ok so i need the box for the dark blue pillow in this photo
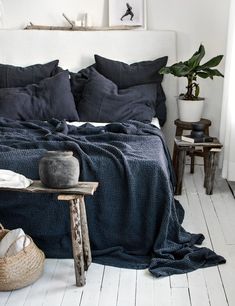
[70,64,95,109]
[94,54,168,89]
[0,60,59,88]
[0,71,79,121]
[77,68,156,123]
[94,55,167,125]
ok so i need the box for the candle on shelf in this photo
[82,13,87,27]
[86,14,92,27]
[75,20,82,27]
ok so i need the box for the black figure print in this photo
[120,3,134,21]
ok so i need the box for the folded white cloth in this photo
[0,228,30,258]
[0,169,33,188]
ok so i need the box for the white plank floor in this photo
[1,165,235,306]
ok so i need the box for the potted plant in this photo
[159,44,224,122]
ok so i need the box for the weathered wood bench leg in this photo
[79,197,92,271]
[175,148,186,195]
[69,198,85,287]
[205,150,219,195]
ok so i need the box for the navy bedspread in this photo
[0,117,225,277]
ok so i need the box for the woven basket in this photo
[0,224,45,291]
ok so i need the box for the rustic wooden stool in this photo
[172,118,212,173]
[0,181,98,287]
[173,137,222,195]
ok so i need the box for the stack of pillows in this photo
[0,60,79,121]
[0,55,168,125]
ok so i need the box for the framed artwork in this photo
[109,0,145,28]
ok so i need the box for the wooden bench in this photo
[0,180,98,287]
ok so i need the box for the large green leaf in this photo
[197,72,210,79]
[200,55,223,69]
[171,63,192,77]
[187,44,205,69]
[201,68,224,78]
[160,62,192,77]
[159,67,172,74]
[212,69,224,77]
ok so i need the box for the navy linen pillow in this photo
[77,68,156,123]
[0,60,59,88]
[94,55,167,125]
[0,71,79,121]
[70,64,95,109]
[94,54,168,89]
[155,82,167,126]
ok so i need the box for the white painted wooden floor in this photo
[1,165,235,306]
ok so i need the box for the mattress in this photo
[67,117,160,129]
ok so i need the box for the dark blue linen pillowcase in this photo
[94,54,168,89]
[155,82,167,126]
[0,60,59,88]
[94,55,167,125]
[77,68,156,123]
[69,64,95,109]
[0,71,79,121]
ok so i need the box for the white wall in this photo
[1,0,231,137]
[147,0,230,137]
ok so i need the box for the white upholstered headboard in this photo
[0,29,177,152]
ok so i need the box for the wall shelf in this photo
[24,24,142,31]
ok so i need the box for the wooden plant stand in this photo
[0,181,98,287]
[173,137,222,195]
[172,118,212,174]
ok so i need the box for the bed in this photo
[0,30,225,277]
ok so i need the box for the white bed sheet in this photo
[68,117,160,129]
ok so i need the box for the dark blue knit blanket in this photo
[0,117,225,277]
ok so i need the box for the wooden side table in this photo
[0,181,98,287]
[173,137,222,195]
[172,118,212,173]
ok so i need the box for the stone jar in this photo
[191,122,206,138]
[39,151,80,189]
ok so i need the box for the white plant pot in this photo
[177,98,205,122]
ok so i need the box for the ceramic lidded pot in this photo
[191,122,206,138]
[39,151,80,188]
